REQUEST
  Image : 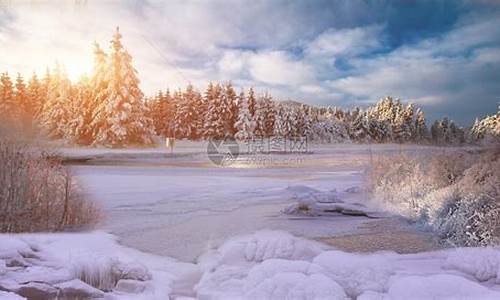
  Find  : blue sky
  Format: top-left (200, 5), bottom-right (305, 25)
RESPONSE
top-left (1, 0), bottom-right (500, 125)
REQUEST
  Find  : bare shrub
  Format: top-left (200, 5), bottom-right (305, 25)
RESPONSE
top-left (369, 147), bottom-right (500, 246)
top-left (0, 137), bottom-right (99, 232)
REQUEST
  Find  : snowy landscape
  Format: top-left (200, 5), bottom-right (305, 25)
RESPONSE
top-left (2, 1), bottom-right (500, 299)
top-left (1, 143), bottom-right (499, 299)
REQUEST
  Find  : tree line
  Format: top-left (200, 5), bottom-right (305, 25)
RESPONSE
top-left (1, 28), bottom-right (498, 147)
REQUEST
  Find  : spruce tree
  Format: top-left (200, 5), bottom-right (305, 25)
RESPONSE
top-left (39, 65), bottom-right (72, 139)
top-left (222, 82), bottom-right (238, 138)
top-left (247, 87), bottom-right (256, 117)
top-left (0, 72), bottom-right (17, 130)
top-left (234, 90), bottom-right (256, 141)
top-left (28, 73), bottom-right (44, 126)
top-left (414, 108), bottom-right (428, 142)
top-left (15, 73), bottom-right (31, 134)
top-left (92, 28), bottom-right (154, 146)
top-left (203, 83), bottom-right (225, 139)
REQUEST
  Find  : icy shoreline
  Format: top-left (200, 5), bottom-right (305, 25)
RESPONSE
top-left (2, 230), bottom-right (500, 299)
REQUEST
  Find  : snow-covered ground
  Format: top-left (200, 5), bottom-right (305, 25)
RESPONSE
top-left (2, 230), bottom-right (500, 299)
top-left (67, 142), bottom-right (438, 261)
top-left (2, 142), bottom-right (489, 299)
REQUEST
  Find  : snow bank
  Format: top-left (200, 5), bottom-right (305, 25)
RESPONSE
top-left (3, 230), bottom-right (500, 299)
top-left (0, 232), bottom-right (197, 300)
top-left (445, 247), bottom-right (500, 282)
top-left (313, 251), bottom-right (394, 297)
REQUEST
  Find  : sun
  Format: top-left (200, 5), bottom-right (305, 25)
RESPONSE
top-left (65, 61), bottom-right (91, 82)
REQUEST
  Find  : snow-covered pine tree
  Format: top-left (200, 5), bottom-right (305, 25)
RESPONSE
top-left (0, 72), bottom-right (18, 130)
top-left (66, 77), bottom-right (95, 144)
top-left (469, 104), bottom-right (500, 144)
top-left (174, 84), bottom-right (200, 139)
top-left (247, 87), bottom-right (256, 118)
top-left (392, 112), bottom-right (411, 143)
top-left (149, 90), bottom-right (164, 136)
top-left (15, 73), bottom-right (32, 134)
top-left (273, 104), bottom-right (285, 137)
top-left (300, 104), bottom-right (313, 139)
top-left (39, 65), bottom-right (72, 139)
top-left (92, 28), bottom-right (154, 146)
top-left (261, 93), bottom-right (275, 138)
top-left (349, 108), bottom-right (369, 142)
top-left (430, 120), bottom-right (442, 144)
top-left (193, 88), bottom-right (206, 139)
top-left (202, 83), bottom-right (225, 139)
top-left (28, 73), bottom-right (44, 128)
top-left (222, 82), bottom-right (238, 139)
top-left (414, 108), bottom-right (429, 143)
top-left (234, 90), bottom-right (256, 141)
top-left (366, 111), bottom-right (387, 143)
top-left (402, 103), bottom-right (416, 140)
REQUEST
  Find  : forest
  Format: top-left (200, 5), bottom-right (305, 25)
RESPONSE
top-left (1, 28), bottom-right (498, 147)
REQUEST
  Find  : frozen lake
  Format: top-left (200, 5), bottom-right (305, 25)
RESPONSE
top-left (69, 142), bottom-right (441, 261)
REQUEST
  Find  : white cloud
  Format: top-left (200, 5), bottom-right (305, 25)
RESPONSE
top-left (305, 25), bottom-right (383, 59)
top-left (248, 51), bottom-right (315, 86)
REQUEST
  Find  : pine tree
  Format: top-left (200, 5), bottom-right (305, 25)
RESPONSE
top-left (174, 84), bottom-right (199, 139)
top-left (414, 108), bottom-right (428, 142)
top-left (203, 83), bottom-right (225, 139)
top-left (66, 78), bottom-right (94, 144)
top-left (273, 104), bottom-right (285, 137)
top-left (402, 103), bottom-right (416, 139)
top-left (14, 73), bottom-right (32, 134)
top-left (261, 93), bottom-right (275, 137)
top-left (234, 90), bottom-right (256, 141)
top-left (39, 65), bottom-right (72, 139)
top-left (349, 108), bottom-right (369, 142)
top-left (222, 82), bottom-right (238, 138)
top-left (192, 88), bottom-right (206, 139)
top-left (0, 72), bottom-right (18, 130)
top-left (28, 73), bottom-right (44, 126)
top-left (149, 90), bottom-right (175, 137)
top-left (392, 112), bottom-right (411, 143)
top-left (92, 28), bottom-right (154, 146)
top-left (247, 87), bottom-right (256, 118)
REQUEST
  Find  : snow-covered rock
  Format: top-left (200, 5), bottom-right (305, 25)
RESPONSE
top-left (198, 230), bottom-right (326, 270)
top-left (385, 274), bottom-right (500, 299)
top-left (4, 230), bottom-right (500, 299)
top-left (445, 247), bottom-right (500, 282)
top-left (244, 272), bottom-right (347, 300)
top-left (113, 262), bottom-right (152, 281)
top-left (313, 251), bottom-right (394, 297)
top-left (55, 279), bottom-right (105, 298)
top-left (0, 291), bottom-right (25, 300)
top-left (15, 282), bottom-right (58, 300)
top-left (114, 279), bottom-right (147, 294)
top-left (283, 187), bottom-right (377, 218)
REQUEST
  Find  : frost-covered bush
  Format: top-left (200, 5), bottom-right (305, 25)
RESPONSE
top-left (0, 137), bottom-right (99, 232)
top-left (369, 148), bottom-right (500, 246)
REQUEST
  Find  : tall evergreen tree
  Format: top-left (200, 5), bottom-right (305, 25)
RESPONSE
top-left (234, 90), bottom-right (256, 141)
top-left (91, 28), bottom-right (154, 146)
top-left (0, 72), bottom-right (18, 129)
top-left (414, 108), bottom-right (428, 142)
top-left (247, 87), bottom-right (256, 118)
top-left (14, 73), bottom-right (32, 134)
top-left (28, 73), bottom-right (44, 126)
top-left (203, 83), bottom-right (225, 139)
top-left (222, 82), bottom-right (238, 138)
top-left (39, 65), bottom-right (72, 139)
